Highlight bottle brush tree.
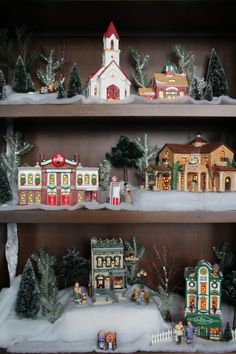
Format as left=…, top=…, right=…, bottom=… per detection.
left=57, top=80, right=66, bottom=99
left=32, top=246, right=63, bottom=323
left=106, top=135, right=143, bottom=181
left=124, top=237, right=146, bottom=285
left=0, top=163, right=12, bottom=204
left=66, top=63, right=82, bottom=98
left=0, top=69, right=7, bottom=100
left=203, top=81, right=213, bottom=101
left=58, top=248, right=89, bottom=288
left=129, top=47, right=151, bottom=89
left=223, top=321, right=233, bottom=342
left=15, top=258, right=40, bottom=319
left=12, top=55, right=28, bottom=93
left=206, top=48, right=229, bottom=97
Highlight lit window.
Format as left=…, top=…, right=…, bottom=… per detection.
left=181, top=157, right=187, bottom=165
left=20, top=192, right=26, bottom=204
left=106, top=257, right=112, bottom=267
left=63, top=174, right=69, bottom=185
left=97, top=257, right=103, bottom=268
left=49, top=174, right=55, bottom=186
left=28, top=174, right=33, bottom=185
left=77, top=191, right=84, bottom=203
left=35, top=174, right=41, bottom=185
left=200, top=283, right=207, bottom=294
left=200, top=298, right=207, bottom=309
left=28, top=192, right=33, bottom=204
left=92, top=174, right=97, bottom=186
left=77, top=174, right=83, bottom=185
left=220, top=149, right=225, bottom=160
left=114, top=256, right=120, bottom=267
left=159, top=89, right=164, bottom=98
left=85, top=174, right=90, bottom=185
left=35, top=192, right=41, bottom=204
left=20, top=174, right=26, bottom=186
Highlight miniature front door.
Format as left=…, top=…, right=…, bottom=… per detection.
left=77, top=191, right=85, bottom=203
left=105, top=277, right=110, bottom=289
left=225, top=176, right=231, bottom=191
left=97, top=276, right=105, bottom=289
left=61, top=193, right=70, bottom=205
left=107, top=85, right=120, bottom=100
left=47, top=192, right=57, bottom=205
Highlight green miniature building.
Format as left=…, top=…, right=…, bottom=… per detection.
left=90, top=237, right=127, bottom=303
left=184, top=260, right=223, bottom=340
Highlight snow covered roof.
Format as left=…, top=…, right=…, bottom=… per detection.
left=91, top=238, right=124, bottom=249
left=154, top=72, right=188, bottom=87
left=160, top=142, right=234, bottom=155
left=104, top=21, right=120, bottom=39
left=87, top=60, right=130, bottom=83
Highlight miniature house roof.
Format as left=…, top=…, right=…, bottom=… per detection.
left=154, top=73, right=188, bottom=87
left=104, top=21, right=120, bottom=39
left=159, top=141, right=235, bottom=155
left=92, top=238, right=124, bottom=249
left=88, top=60, right=130, bottom=83
left=145, top=163, right=172, bottom=173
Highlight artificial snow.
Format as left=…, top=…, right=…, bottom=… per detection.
left=0, top=278, right=235, bottom=353
left=2, top=189, right=236, bottom=212
left=0, top=87, right=236, bottom=105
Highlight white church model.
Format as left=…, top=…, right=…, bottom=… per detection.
left=85, top=22, right=131, bottom=101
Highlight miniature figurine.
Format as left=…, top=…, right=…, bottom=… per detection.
left=85, top=22, right=130, bottom=101
left=74, top=282, right=87, bottom=305
left=131, top=288, right=149, bottom=305
left=97, top=331, right=116, bottom=351
left=98, top=330, right=106, bottom=350
left=174, top=321, right=184, bottom=344
left=123, top=182, right=132, bottom=203
left=109, top=176, right=120, bottom=205
left=18, top=153, right=99, bottom=206
left=186, top=321, right=195, bottom=344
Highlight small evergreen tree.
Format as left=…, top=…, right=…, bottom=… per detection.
left=26, top=73, right=35, bottom=92
left=58, top=248, right=89, bottom=288
left=223, top=321, right=233, bottom=342
left=57, top=80, right=66, bottom=99
left=206, top=48, right=229, bottom=97
left=66, top=63, right=82, bottom=98
left=170, top=161, right=182, bottom=190
left=12, top=55, right=28, bottom=93
left=15, top=259, right=40, bottom=319
left=192, top=77, right=202, bottom=100
left=32, top=246, right=63, bottom=323
left=203, top=81, right=213, bottom=101
left=0, top=164, right=12, bottom=204
left=106, top=135, right=143, bottom=181
left=0, top=69, right=7, bottom=100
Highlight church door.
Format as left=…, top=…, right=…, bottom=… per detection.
left=225, top=176, right=231, bottom=191
left=107, top=85, right=120, bottom=100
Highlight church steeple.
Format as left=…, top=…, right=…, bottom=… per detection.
left=103, top=22, right=120, bottom=66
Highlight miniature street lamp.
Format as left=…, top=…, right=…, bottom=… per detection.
left=137, top=269, right=147, bottom=289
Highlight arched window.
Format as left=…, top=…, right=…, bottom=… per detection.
left=111, top=39, right=114, bottom=49
left=28, top=174, right=33, bottom=185
left=63, top=174, right=69, bottom=185
left=20, top=192, right=26, bottom=204
left=49, top=174, right=55, bottom=186
left=220, top=149, right=225, bottom=160
left=28, top=192, right=33, bottom=203
left=20, top=174, right=26, bottom=186
left=35, top=174, right=41, bottom=185
left=94, top=87, right=97, bottom=96
left=84, top=174, right=90, bottom=185
left=92, top=174, right=97, bottom=186
left=35, top=192, right=41, bottom=204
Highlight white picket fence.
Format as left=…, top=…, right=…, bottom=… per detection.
left=151, top=329, right=174, bottom=345
left=231, top=329, right=236, bottom=341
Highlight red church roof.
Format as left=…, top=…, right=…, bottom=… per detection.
left=104, top=21, right=120, bottom=39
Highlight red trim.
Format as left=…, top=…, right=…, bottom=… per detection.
left=98, top=60, right=129, bottom=80
left=104, top=22, right=120, bottom=39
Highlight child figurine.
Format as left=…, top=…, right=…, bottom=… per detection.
left=123, top=182, right=132, bottom=203
left=174, top=321, right=184, bottom=344
left=98, top=330, right=106, bottom=350
left=109, top=176, right=120, bottom=205
left=74, top=282, right=87, bottom=305
left=186, top=321, right=195, bottom=344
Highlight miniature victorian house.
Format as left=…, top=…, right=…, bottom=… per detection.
left=145, top=133, right=236, bottom=192
left=184, top=260, right=223, bottom=340
left=90, top=237, right=127, bottom=303
left=139, top=62, right=188, bottom=99
left=85, top=22, right=131, bottom=101
left=18, top=153, right=99, bottom=206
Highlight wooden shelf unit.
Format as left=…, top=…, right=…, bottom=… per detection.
left=0, top=5, right=236, bottom=353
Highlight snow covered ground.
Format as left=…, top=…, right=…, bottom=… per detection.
left=2, top=190, right=236, bottom=212
left=0, top=87, right=236, bottom=105
left=0, top=278, right=236, bottom=353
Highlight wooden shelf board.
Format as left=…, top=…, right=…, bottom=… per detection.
left=0, top=104, right=236, bottom=119
left=0, top=209, right=236, bottom=223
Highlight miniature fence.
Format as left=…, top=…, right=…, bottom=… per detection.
left=151, top=329, right=174, bottom=345
left=231, top=329, right=236, bottom=341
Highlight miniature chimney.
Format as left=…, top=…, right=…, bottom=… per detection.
left=74, top=154, right=81, bottom=165
left=39, top=153, right=45, bottom=164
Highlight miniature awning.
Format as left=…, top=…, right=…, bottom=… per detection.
left=186, top=314, right=222, bottom=328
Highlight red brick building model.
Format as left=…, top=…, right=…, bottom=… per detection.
left=18, top=153, right=99, bottom=206
left=139, top=63, right=188, bottom=99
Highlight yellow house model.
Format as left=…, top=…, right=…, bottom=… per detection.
left=145, top=134, right=236, bottom=192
